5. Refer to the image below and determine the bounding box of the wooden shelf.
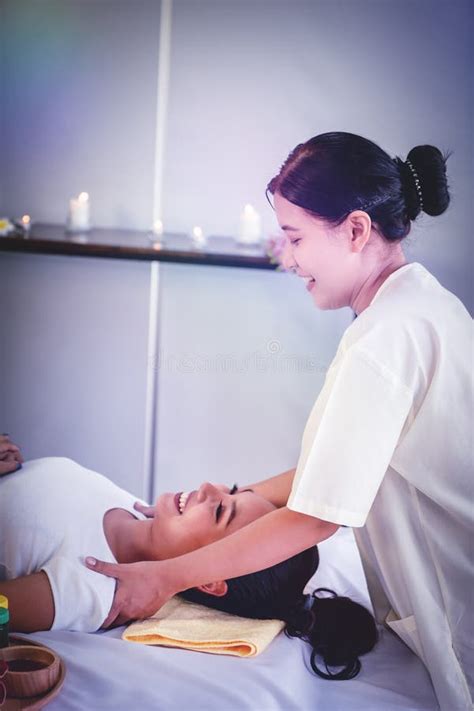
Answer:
[0,224,278,271]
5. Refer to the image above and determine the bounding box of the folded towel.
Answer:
[122,596,285,657]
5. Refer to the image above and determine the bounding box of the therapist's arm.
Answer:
[241,466,296,508]
[86,506,338,628]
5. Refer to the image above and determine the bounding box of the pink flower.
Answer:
[264,234,288,271]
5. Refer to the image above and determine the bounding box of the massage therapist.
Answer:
[87,132,473,711]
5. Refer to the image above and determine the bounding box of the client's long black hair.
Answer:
[181,545,378,680]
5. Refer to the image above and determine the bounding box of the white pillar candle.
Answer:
[191,225,207,248]
[147,219,164,246]
[152,219,164,237]
[238,204,262,245]
[21,214,31,236]
[67,192,91,232]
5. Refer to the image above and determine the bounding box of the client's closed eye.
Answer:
[215,502,224,522]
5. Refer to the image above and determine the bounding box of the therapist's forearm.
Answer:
[160,507,338,595]
[243,467,296,508]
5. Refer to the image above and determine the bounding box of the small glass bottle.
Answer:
[0,596,9,649]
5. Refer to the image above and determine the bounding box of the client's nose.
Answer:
[196,481,220,503]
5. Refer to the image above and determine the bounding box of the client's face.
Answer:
[151,482,276,559]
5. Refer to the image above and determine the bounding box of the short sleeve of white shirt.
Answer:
[41,554,116,632]
[287,345,414,527]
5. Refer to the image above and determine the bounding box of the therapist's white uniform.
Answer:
[287,262,473,711]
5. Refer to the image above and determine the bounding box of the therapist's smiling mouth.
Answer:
[296,272,316,292]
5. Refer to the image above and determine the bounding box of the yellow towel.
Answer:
[122,596,285,657]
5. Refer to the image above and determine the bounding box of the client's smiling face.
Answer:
[150,482,276,559]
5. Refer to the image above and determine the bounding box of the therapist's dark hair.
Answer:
[180,545,378,680]
[266,131,453,241]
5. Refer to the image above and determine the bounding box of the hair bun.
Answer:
[285,587,378,682]
[286,594,316,637]
[394,145,452,221]
[285,588,340,636]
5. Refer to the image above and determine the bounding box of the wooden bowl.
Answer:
[0,645,60,699]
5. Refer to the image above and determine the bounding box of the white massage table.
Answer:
[24,528,438,710]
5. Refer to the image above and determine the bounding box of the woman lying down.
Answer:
[0,451,377,680]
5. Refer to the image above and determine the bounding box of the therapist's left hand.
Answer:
[133,501,155,518]
[85,557,173,628]
[0,434,24,477]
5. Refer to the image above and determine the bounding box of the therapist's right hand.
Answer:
[85,557,173,628]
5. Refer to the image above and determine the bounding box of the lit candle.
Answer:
[152,219,164,237]
[238,204,262,245]
[21,215,31,236]
[147,218,165,246]
[191,225,207,248]
[67,192,91,232]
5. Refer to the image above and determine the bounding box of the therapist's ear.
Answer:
[347,210,372,253]
[196,581,228,597]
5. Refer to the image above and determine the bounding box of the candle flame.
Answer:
[192,226,203,239]
[244,204,255,215]
[153,219,164,235]
[78,192,89,202]
[21,215,31,225]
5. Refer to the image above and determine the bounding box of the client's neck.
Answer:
[104,510,159,564]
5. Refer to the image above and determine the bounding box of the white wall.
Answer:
[0,252,150,497]
[0,0,161,229]
[154,263,350,494]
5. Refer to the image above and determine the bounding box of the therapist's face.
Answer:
[274,192,371,311]
[151,482,276,559]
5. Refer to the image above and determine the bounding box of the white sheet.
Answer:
[24,528,439,710]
